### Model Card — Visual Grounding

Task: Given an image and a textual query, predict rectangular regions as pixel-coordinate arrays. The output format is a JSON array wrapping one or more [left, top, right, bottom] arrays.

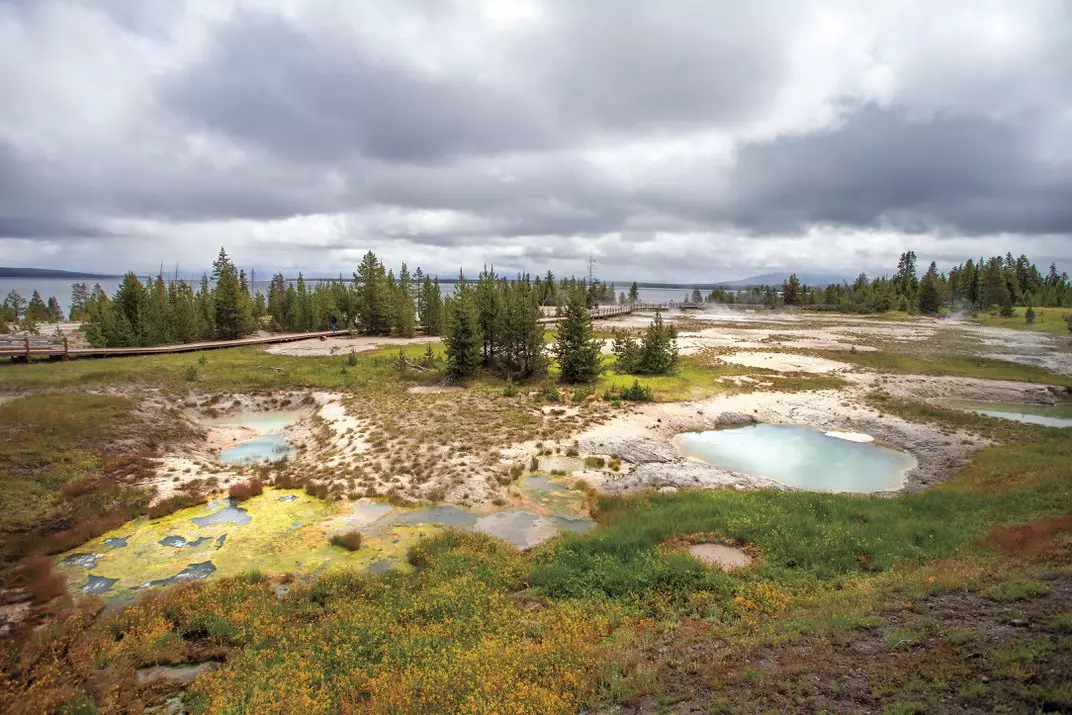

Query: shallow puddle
[[218, 434, 296, 465], [943, 400, 1072, 428], [674, 424, 915, 492]]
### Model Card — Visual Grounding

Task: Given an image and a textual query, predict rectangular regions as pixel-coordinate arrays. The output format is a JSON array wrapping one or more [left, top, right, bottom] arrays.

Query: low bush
[[330, 530, 362, 551], [228, 478, 264, 501], [146, 493, 206, 520], [584, 456, 606, 469]]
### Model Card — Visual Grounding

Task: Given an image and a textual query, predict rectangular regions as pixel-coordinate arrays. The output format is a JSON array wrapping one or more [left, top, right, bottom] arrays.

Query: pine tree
[[444, 273, 482, 379], [4, 290, 27, 321], [69, 283, 89, 320], [475, 266, 500, 364], [781, 274, 802, 306], [267, 273, 287, 330], [628, 281, 639, 303], [393, 265, 417, 337], [917, 263, 942, 315], [113, 273, 149, 343], [554, 287, 602, 383], [212, 248, 253, 339], [169, 279, 203, 343], [197, 275, 215, 339], [639, 312, 679, 373], [26, 290, 51, 322], [46, 296, 63, 322], [419, 276, 443, 335], [354, 251, 391, 335]]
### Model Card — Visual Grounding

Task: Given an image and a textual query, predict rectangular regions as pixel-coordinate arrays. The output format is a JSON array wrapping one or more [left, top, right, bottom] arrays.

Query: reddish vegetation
[[23, 556, 67, 604], [987, 514, 1072, 556], [147, 493, 207, 519], [44, 509, 135, 555], [228, 478, 264, 501]]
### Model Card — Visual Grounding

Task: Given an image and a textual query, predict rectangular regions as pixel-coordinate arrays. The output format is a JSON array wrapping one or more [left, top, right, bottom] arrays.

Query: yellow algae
[[53, 488, 438, 596]]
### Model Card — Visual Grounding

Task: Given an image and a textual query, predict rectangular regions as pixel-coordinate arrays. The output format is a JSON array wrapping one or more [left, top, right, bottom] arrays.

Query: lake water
[[943, 400, 1072, 428], [674, 424, 915, 492]]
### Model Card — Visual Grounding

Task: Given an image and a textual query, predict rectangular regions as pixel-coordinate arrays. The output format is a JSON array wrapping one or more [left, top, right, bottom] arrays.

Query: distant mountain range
[[0, 266, 120, 279]]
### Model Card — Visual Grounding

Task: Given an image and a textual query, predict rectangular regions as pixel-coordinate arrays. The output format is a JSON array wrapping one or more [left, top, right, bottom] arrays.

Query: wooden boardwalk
[[4, 302, 693, 363], [2, 330, 339, 362]]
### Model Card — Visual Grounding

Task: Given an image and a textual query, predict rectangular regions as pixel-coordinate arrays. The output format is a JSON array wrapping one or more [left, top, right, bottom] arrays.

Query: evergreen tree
[[354, 251, 391, 335], [45, 296, 63, 322], [443, 273, 482, 379], [267, 273, 287, 330], [419, 276, 443, 335], [197, 276, 215, 339], [639, 312, 679, 373], [781, 274, 802, 306], [495, 276, 546, 378], [4, 290, 27, 321], [26, 290, 51, 322], [212, 248, 254, 339], [983, 257, 1010, 309], [917, 263, 942, 315], [554, 287, 602, 383], [628, 281, 639, 303], [113, 273, 149, 343], [284, 283, 300, 331], [69, 283, 89, 320], [169, 279, 203, 343], [393, 265, 417, 337], [475, 266, 500, 364]]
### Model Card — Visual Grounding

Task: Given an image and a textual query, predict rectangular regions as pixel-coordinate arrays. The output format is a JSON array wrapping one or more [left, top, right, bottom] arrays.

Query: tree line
[[701, 251, 1071, 318], [1, 290, 64, 333]]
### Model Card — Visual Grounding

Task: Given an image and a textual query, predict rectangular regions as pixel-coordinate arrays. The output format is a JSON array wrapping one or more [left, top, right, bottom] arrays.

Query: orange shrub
[[330, 530, 362, 551]]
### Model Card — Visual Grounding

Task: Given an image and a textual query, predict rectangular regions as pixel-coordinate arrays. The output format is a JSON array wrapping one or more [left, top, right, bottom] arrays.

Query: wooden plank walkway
[[5, 302, 691, 363], [2, 330, 340, 362]]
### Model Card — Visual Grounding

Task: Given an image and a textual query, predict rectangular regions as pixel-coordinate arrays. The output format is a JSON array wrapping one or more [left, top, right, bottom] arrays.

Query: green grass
[[0, 343, 447, 392], [972, 307, 1072, 335], [981, 576, 1052, 602], [826, 349, 1072, 386], [0, 394, 192, 566]]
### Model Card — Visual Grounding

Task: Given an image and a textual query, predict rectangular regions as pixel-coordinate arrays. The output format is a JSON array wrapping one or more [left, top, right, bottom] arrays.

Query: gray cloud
[[0, 0, 1069, 279]]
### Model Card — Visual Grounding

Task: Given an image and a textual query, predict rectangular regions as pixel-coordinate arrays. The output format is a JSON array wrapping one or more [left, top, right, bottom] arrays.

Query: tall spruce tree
[[354, 251, 391, 335], [212, 248, 253, 339], [444, 273, 482, 379], [554, 287, 602, 383], [918, 263, 942, 315]]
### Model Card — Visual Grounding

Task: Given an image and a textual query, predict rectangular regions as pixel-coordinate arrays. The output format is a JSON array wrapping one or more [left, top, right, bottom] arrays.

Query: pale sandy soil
[[407, 385, 464, 394], [689, 543, 753, 570], [717, 351, 853, 373], [266, 334, 440, 357], [312, 392, 368, 468]]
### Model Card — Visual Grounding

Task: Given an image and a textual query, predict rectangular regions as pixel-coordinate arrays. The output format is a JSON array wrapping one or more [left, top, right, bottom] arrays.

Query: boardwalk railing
[[0, 335, 70, 362]]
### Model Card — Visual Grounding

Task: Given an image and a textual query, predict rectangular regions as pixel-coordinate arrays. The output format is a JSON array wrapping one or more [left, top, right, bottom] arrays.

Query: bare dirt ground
[[265, 334, 440, 357]]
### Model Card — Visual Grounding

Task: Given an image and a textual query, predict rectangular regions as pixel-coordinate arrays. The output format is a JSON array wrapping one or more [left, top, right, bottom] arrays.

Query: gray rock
[[715, 411, 756, 427], [136, 662, 220, 686]]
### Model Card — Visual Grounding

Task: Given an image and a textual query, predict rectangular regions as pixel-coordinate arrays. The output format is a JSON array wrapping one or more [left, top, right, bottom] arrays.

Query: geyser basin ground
[[943, 399, 1072, 428], [210, 410, 300, 464], [55, 478, 593, 596], [674, 424, 916, 492]]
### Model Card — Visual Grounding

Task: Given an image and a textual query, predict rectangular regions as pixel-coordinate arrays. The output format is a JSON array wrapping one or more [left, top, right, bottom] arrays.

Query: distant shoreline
[[0, 267, 121, 280]]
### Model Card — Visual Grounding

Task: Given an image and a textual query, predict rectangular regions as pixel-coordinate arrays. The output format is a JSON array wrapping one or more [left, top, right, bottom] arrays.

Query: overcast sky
[[2, 1, 1070, 282]]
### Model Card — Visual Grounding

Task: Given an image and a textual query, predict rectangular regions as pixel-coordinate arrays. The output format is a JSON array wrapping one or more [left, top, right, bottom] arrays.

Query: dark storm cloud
[[713, 105, 1072, 236], [164, 12, 557, 164], [0, 0, 1070, 276]]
